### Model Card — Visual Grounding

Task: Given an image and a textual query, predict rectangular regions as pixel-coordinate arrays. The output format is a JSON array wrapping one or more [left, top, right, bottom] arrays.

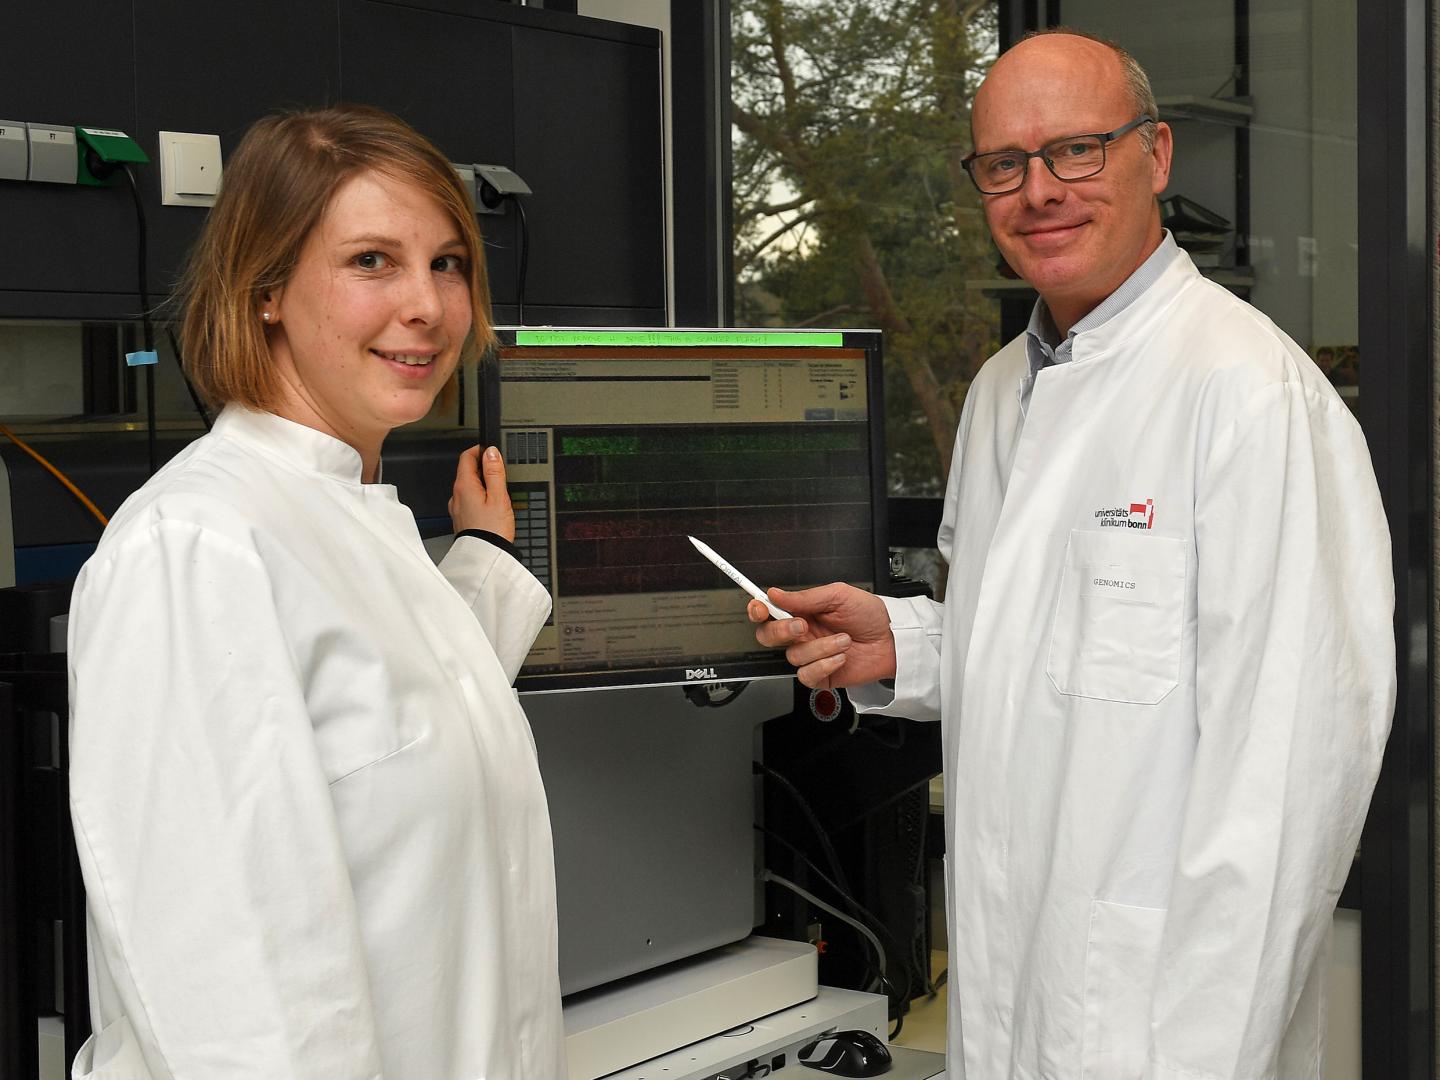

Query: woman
[[67, 105, 565, 1078]]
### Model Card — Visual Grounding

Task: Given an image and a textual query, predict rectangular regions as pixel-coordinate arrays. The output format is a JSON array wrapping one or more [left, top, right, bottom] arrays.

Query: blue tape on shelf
[[125, 350, 158, 367]]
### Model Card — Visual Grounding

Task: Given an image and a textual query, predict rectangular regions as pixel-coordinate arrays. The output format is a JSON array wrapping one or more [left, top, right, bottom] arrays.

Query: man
[[751, 29, 1394, 1080]]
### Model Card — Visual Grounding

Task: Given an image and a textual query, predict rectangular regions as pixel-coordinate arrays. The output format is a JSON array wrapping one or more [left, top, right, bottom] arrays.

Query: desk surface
[[888, 1044, 947, 1078]]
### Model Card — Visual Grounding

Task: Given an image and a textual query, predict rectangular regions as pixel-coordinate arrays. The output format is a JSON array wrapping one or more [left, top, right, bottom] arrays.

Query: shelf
[[1197, 268, 1255, 289], [964, 278, 1033, 294], [964, 266, 1255, 299], [1156, 94, 1253, 125]]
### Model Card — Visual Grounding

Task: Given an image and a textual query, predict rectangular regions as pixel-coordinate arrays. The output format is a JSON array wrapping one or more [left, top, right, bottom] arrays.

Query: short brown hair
[[179, 104, 493, 410]]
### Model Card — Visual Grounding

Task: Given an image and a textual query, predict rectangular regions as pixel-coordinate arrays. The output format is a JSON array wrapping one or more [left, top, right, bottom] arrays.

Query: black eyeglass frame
[[961, 114, 1157, 195]]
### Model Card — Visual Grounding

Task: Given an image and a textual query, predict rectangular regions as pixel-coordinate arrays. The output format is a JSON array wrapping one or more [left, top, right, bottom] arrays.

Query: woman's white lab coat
[[67, 406, 565, 1079], [858, 252, 1394, 1079]]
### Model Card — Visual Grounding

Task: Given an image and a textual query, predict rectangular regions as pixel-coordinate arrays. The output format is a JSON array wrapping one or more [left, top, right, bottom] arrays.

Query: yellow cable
[[0, 424, 109, 529]]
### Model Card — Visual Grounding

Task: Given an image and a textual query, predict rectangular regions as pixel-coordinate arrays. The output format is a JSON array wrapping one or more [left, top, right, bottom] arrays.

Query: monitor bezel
[[481, 327, 889, 694]]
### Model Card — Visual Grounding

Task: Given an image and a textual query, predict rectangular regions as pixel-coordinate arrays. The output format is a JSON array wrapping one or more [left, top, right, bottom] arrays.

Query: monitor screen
[[482, 328, 887, 693]]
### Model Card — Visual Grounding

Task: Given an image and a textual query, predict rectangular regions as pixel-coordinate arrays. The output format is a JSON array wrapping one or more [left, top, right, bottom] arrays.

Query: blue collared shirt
[[1020, 231, 1182, 411]]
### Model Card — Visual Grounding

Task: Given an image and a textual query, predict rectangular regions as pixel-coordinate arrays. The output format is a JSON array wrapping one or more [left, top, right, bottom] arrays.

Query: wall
[[0, 0, 673, 580], [579, 0, 676, 323], [0, 0, 667, 326], [1432, 0, 1440, 1063]]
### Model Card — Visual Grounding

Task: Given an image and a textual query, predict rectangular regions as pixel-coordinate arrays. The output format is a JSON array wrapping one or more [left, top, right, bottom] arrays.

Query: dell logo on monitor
[[685, 667, 719, 680]]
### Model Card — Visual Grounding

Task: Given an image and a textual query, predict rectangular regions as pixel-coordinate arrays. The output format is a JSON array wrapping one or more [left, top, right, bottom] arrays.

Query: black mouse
[[796, 1028, 893, 1076]]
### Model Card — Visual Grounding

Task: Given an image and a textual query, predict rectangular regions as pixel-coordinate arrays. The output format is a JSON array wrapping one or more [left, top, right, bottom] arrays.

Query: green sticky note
[[512, 330, 846, 347]]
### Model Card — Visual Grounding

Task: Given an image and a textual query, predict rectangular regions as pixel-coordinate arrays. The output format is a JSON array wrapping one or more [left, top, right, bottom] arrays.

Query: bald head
[[974, 32, 1155, 152], [967, 30, 1172, 333], [992, 31, 1156, 146]]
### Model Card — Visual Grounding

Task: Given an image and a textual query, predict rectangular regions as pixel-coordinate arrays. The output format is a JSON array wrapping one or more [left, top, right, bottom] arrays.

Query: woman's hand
[[448, 446, 515, 540]]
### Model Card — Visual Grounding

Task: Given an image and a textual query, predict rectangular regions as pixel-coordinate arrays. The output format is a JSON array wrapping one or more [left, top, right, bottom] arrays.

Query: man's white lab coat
[[67, 407, 565, 1079], [858, 252, 1394, 1079]]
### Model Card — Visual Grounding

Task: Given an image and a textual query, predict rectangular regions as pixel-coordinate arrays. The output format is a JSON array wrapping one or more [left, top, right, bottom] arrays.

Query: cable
[[514, 196, 530, 325], [164, 325, 212, 431], [756, 825, 903, 958], [856, 715, 907, 750], [0, 425, 108, 529], [756, 775, 926, 1014], [763, 869, 887, 995], [754, 761, 857, 904], [757, 760, 912, 996], [122, 163, 158, 475], [683, 680, 751, 708], [756, 823, 914, 1004], [758, 827, 894, 941]]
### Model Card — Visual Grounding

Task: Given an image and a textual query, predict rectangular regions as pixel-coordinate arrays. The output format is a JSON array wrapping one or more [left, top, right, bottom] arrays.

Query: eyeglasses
[[961, 115, 1156, 195]]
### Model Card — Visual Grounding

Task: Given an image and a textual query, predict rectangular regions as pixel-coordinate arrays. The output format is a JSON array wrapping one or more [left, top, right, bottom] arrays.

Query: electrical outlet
[[453, 163, 477, 205], [0, 121, 26, 181], [474, 163, 531, 215], [27, 124, 76, 184]]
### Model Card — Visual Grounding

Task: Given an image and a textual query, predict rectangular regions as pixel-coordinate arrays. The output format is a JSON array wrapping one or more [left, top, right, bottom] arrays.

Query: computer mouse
[[796, 1028, 893, 1076]]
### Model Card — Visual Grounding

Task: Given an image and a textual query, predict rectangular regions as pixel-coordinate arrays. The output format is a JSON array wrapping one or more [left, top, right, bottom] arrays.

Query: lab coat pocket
[[1081, 899, 1166, 1079], [71, 1015, 152, 1079], [1047, 530, 1186, 704]]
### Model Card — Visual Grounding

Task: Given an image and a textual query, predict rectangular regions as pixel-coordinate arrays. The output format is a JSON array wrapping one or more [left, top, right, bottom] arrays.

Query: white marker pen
[[688, 535, 792, 621]]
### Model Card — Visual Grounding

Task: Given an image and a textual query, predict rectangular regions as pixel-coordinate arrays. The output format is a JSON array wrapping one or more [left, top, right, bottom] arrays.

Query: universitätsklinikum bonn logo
[[1094, 499, 1154, 530]]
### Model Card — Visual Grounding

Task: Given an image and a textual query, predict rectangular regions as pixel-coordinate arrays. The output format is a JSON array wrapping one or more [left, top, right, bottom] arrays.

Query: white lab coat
[[67, 406, 565, 1079], [856, 251, 1394, 1079]]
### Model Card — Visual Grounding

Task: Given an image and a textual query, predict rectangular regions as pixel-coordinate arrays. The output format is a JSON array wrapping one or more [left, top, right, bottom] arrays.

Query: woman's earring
[[262, 312, 272, 323]]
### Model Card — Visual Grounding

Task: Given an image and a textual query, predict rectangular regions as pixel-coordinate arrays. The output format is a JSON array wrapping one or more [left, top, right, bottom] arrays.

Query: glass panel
[[0, 323, 86, 418], [0, 319, 471, 431], [1062, 0, 1359, 410], [730, 0, 1002, 498], [732, 0, 1363, 514]]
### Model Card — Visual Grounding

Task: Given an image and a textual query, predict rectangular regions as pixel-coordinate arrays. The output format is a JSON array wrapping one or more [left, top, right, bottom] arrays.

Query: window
[[731, 0, 1002, 507]]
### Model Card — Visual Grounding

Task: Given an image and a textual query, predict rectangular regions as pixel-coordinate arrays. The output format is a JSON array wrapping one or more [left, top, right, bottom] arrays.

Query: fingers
[[748, 598, 808, 632], [456, 446, 510, 505], [765, 582, 850, 616], [455, 445, 482, 488], [456, 446, 507, 491], [752, 615, 810, 649], [797, 652, 846, 689], [479, 445, 506, 493], [764, 584, 809, 609], [784, 633, 850, 669], [449, 446, 515, 538]]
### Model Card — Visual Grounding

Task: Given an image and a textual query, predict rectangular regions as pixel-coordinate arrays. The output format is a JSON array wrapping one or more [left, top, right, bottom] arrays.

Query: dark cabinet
[[0, 0, 664, 325]]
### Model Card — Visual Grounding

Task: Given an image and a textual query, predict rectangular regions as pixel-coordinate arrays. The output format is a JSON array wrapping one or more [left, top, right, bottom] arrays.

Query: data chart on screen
[[486, 330, 887, 691]]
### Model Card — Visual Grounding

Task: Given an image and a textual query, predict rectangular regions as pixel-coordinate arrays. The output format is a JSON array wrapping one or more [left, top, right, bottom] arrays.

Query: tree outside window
[[732, 0, 1002, 499]]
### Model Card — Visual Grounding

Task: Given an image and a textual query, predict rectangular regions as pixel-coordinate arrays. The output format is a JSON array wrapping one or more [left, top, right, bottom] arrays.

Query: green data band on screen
[[511, 330, 847, 347]]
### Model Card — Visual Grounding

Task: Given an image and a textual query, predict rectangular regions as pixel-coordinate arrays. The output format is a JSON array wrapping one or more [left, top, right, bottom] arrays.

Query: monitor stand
[[563, 935, 823, 1079]]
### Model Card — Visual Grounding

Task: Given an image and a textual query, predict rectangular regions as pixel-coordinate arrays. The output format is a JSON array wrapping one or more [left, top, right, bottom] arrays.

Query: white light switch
[[159, 131, 222, 207], [175, 140, 219, 195]]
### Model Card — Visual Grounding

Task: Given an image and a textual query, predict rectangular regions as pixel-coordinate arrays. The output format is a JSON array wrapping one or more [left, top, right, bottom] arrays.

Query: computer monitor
[[482, 328, 888, 693]]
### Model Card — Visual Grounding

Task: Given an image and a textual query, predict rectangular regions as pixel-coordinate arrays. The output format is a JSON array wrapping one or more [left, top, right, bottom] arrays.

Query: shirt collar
[[1024, 230, 1182, 374], [212, 405, 369, 484]]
